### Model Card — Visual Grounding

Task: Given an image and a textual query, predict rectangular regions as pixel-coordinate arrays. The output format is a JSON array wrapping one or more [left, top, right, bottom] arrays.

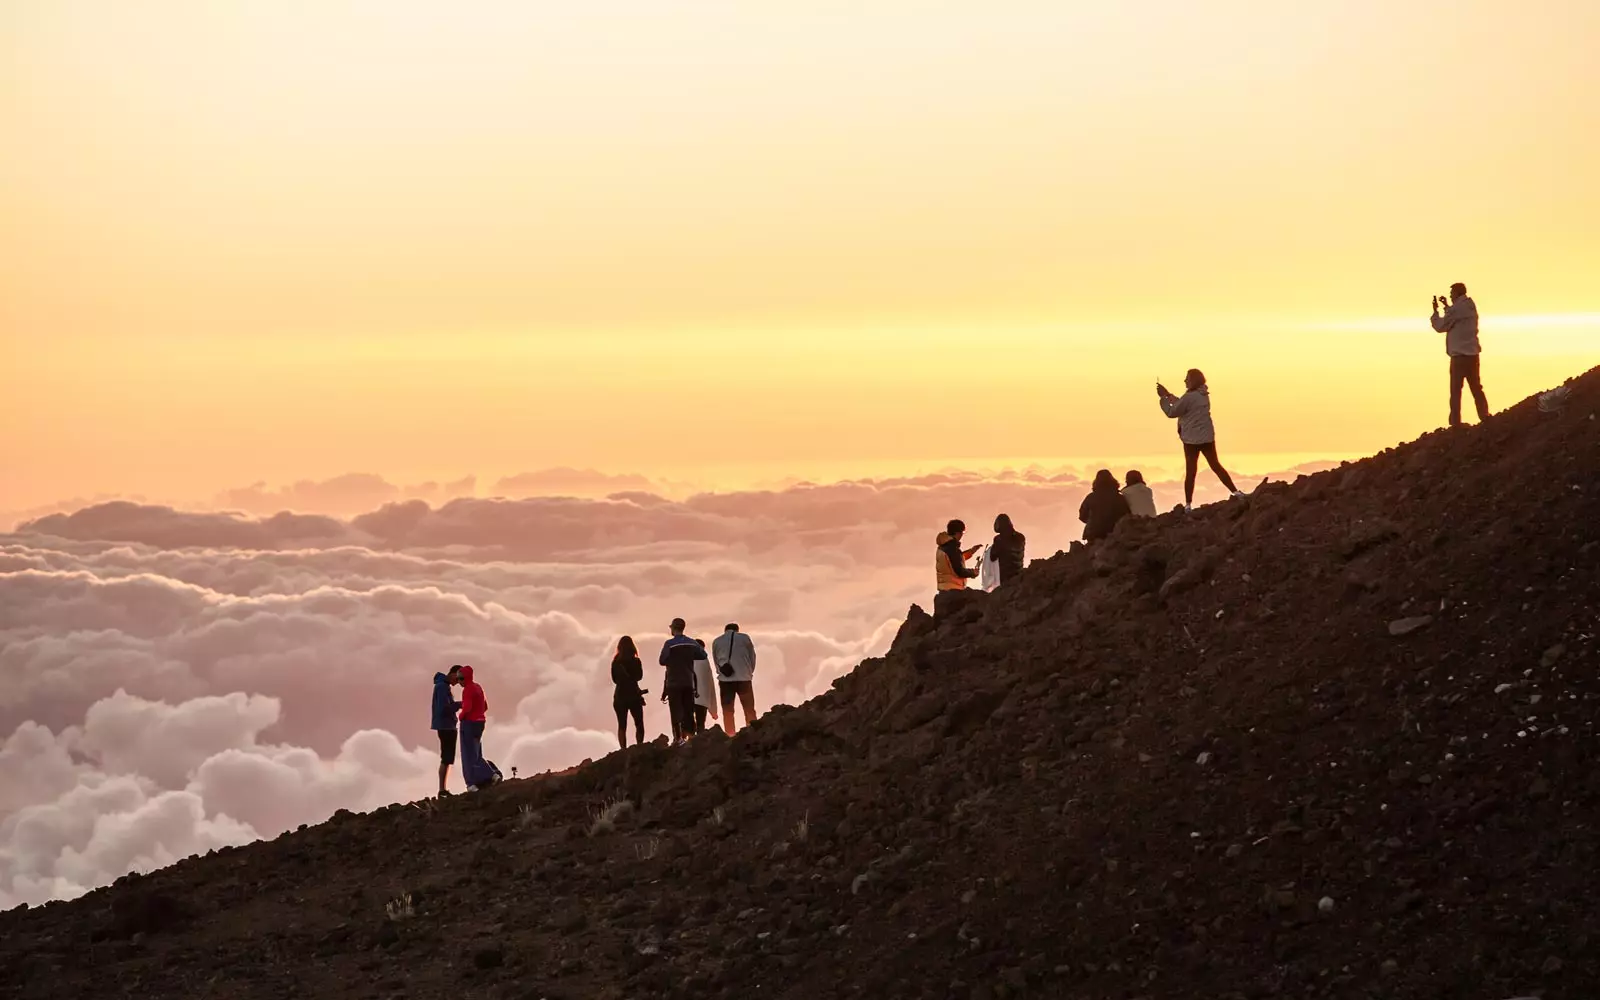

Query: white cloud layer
[[1, 465, 1287, 908]]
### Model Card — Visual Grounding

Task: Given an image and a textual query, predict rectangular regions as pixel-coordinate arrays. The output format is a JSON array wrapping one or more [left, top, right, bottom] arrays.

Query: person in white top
[[1121, 470, 1157, 518], [710, 623, 758, 736], [691, 638, 719, 734]]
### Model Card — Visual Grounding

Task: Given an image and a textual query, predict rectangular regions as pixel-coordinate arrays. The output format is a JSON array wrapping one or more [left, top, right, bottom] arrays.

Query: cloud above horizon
[[0, 462, 1320, 909]]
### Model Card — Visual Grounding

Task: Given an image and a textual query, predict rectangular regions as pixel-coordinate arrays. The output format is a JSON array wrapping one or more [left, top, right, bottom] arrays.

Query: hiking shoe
[[1229, 490, 1247, 499], [438, 789, 453, 799]]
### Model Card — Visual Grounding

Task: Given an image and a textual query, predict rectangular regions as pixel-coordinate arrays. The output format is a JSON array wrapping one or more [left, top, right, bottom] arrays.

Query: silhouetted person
[[936, 519, 982, 591], [1431, 282, 1489, 426], [457, 665, 495, 789], [1079, 469, 1132, 541], [431, 665, 463, 797], [692, 637, 719, 734], [658, 618, 705, 746], [1122, 470, 1156, 518], [611, 636, 646, 749], [712, 623, 758, 736], [1157, 369, 1245, 510], [990, 514, 1026, 587]]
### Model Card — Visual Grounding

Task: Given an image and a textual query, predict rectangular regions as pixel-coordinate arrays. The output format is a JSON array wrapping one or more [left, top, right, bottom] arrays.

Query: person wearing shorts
[[431, 665, 463, 797], [711, 623, 758, 736]]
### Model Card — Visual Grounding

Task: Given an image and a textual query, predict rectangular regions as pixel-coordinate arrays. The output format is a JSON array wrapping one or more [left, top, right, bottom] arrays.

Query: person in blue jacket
[[431, 665, 463, 797]]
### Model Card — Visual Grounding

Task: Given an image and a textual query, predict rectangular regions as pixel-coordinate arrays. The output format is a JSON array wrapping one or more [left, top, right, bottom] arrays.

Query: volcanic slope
[[4, 368, 1600, 1000]]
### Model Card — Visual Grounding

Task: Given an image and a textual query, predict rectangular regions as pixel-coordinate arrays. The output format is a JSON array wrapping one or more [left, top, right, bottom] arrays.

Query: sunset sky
[[4, 0, 1598, 510]]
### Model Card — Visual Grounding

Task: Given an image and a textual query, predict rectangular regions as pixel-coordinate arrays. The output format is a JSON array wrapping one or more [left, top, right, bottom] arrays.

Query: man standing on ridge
[[712, 623, 758, 736], [431, 665, 462, 797], [1431, 282, 1490, 427], [659, 618, 706, 746], [936, 519, 981, 592]]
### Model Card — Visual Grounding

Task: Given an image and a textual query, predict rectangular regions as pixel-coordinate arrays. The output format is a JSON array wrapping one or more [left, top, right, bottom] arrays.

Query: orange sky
[[4, 1, 1598, 510]]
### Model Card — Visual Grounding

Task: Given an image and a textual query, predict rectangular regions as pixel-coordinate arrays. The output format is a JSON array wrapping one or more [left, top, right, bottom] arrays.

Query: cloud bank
[[1, 463, 1306, 908]]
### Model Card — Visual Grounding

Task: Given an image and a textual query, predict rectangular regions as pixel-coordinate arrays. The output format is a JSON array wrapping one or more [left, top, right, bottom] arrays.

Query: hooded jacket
[[710, 628, 757, 683], [1159, 387, 1216, 445], [659, 635, 704, 694], [1079, 482, 1132, 542], [431, 672, 461, 731], [693, 655, 720, 716], [990, 517, 1026, 586], [1430, 295, 1480, 356], [1121, 482, 1157, 518], [457, 665, 487, 723], [935, 532, 979, 591]]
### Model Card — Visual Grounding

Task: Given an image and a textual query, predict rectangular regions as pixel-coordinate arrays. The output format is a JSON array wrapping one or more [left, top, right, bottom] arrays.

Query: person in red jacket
[[457, 665, 494, 789]]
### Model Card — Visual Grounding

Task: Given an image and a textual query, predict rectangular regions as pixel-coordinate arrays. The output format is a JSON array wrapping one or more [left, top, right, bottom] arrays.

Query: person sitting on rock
[[692, 638, 719, 735], [1121, 470, 1157, 518], [989, 514, 1026, 588], [935, 519, 982, 592], [658, 618, 705, 746], [1079, 469, 1132, 542]]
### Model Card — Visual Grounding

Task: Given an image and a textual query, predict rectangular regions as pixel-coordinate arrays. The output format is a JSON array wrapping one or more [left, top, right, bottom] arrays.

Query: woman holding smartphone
[[1157, 368, 1246, 511]]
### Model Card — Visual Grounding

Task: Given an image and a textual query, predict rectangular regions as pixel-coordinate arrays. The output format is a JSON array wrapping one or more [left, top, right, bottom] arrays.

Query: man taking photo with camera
[[1430, 281, 1490, 427]]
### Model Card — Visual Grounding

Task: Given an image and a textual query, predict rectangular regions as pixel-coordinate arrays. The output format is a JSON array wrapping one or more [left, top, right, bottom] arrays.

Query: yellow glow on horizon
[[4, 1, 1598, 510]]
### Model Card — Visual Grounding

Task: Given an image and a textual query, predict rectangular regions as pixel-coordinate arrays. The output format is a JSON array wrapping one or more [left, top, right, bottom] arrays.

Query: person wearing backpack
[[658, 618, 705, 746], [457, 664, 497, 789], [711, 623, 758, 736]]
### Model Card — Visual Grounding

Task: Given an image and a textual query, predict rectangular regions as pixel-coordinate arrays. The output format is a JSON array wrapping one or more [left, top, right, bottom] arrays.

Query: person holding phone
[[1431, 282, 1489, 427], [935, 519, 983, 592], [1157, 369, 1246, 510]]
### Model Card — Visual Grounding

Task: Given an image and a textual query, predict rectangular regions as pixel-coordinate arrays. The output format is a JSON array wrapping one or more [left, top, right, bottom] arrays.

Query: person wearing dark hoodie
[[1157, 368, 1245, 510], [431, 665, 463, 797], [658, 618, 705, 746], [935, 519, 982, 592], [611, 636, 646, 749], [989, 514, 1026, 588], [1079, 469, 1133, 542], [457, 664, 493, 789]]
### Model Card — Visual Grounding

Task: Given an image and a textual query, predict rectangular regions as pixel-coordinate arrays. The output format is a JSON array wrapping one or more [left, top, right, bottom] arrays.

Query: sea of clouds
[[0, 464, 1324, 908]]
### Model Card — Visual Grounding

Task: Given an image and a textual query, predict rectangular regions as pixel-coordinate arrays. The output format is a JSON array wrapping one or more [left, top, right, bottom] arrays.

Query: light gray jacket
[[710, 630, 757, 683], [1160, 388, 1216, 445], [1430, 296, 1480, 356]]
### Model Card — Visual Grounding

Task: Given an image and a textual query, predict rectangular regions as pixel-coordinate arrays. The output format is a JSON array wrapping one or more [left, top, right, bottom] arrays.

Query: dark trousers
[[613, 702, 644, 747], [1449, 353, 1490, 426], [459, 720, 488, 786], [1182, 441, 1238, 504], [692, 705, 708, 733], [666, 689, 696, 743]]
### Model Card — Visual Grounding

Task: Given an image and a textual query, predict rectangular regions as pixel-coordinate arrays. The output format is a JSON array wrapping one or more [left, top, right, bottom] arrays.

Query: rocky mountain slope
[[4, 368, 1598, 1000]]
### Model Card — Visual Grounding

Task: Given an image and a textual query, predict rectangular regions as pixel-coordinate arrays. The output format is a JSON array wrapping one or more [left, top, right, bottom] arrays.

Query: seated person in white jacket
[[1122, 470, 1157, 517], [711, 623, 758, 736]]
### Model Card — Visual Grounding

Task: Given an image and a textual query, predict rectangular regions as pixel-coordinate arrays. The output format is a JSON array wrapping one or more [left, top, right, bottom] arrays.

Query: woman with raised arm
[[1157, 368, 1246, 511]]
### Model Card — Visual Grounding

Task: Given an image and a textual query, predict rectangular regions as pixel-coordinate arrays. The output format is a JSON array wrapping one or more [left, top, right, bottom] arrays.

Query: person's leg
[[667, 692, 687, 742], [437, 729, 456, 795], [738, 682, 757, 728], [1465, 354, 1489, 421], [692, 704, 707, 734], [614, 704, 627, 750], [459, 721, 483, 787], [1182, 444, 1200, 507], [1448, 356, 1466, 426], [630, 704, 645, 745], [721, 682, 737, 736], [1200, 442, 1239, 493]]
